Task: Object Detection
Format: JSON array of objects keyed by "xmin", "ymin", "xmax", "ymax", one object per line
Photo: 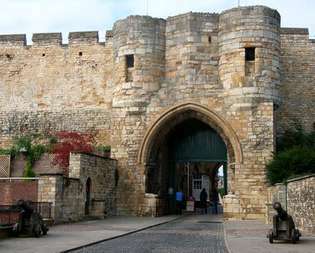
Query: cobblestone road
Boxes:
[{"xmin": 70, "ymin": 215, "xmax": 228, "ymax": 253}]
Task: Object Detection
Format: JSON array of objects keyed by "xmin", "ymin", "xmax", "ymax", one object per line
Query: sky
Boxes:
[{"xmin": 0, "ymin": 0, "xmax": 314, "ymax": 44}]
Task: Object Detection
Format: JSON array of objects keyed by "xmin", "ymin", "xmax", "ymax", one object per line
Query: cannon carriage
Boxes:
[
  {"xmin": 0, "ymin": 200, "xmax": 51, "ymax": 237},
  {"xmin": 267, "ymin": 202, "xmax": 301, "ymax": 244}
]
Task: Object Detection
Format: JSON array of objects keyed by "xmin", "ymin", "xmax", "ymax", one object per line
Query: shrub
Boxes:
[
  {"xmin": 267, "ymin": 124, "xmax": 315, "ymax": 185},
  {"xmin": 52, "ymin": 131, "xmax": 94, "ymax": 173},
  {"xmin": 266, "ymin": 147, "xmax": 315, "ymax": 184}
]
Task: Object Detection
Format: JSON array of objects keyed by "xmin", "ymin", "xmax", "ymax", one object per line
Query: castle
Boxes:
[{"xmin": 0, "ymin": 5, "xmax": 314, "ymax": 220}]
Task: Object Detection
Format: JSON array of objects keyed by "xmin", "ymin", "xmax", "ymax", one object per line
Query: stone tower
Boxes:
[{"xmin": 0, "ymin": 5, "xmax": 314, "ymax": 219}]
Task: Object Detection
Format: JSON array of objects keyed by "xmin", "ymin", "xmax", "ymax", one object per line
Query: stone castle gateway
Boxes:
[{"xmin": 0, "ymin": 6, "xmax": 314, "ymax": 219}]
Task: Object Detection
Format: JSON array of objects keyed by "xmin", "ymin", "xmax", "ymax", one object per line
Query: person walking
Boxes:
[
  {"xmin": 175, "ymin": 190, "xmax": 184, "ymax": 214},
  {"xmin": 200, "ymin": 188, "xmax": 208, "ymax": 214},
  {"xmin": 211, "ymin": 189, "xmax": 219, "ymax": 214}
]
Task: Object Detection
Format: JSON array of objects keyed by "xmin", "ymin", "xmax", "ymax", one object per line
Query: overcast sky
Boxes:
[{"xmin": 0, "ymin": 0, "xmax": 314, "ymax": 43}]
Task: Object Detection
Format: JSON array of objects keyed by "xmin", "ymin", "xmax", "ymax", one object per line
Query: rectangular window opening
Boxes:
[
  {"xmin": 245, "ymin": 47, "xmax": 255, "ymax": 61},
  {"xmin": 126, "ymin": 54, "xmax": 134, "ymax": 68}
]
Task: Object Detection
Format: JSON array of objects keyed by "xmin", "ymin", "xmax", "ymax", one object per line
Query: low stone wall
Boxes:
[
  {"xmin": 223, "ymin": 194, "xmax": 241, "ymax": 220},
  {"xmin": 0, "ymin": 179, "xmax": 38, "ymax": 205},
  {"xmin": 266, "ymin": 175, "xmax": 315, "ymax": 235},
  {"xmin": 287, "ymin": 175, "xmax": 315, "ymax": 235},
  {"xmin": 69, "ymin": 153, "xmax": 117, "ymax": 217},
  {"xmin": 1, "ymin": 152, "xmax": 117, "ymax": 223},
  {"xmin": 38, "ymin": 153, "xmax": 117, "ymax": 223}
]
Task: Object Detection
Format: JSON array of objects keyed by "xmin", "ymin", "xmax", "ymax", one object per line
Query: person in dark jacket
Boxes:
[
  {"xmin": 200, "ymin": 188, "xmax": 208, "ymax": 214},
  {"xmin": 211, "ymin": 189, "xmax": 219, "ymax": 214}
]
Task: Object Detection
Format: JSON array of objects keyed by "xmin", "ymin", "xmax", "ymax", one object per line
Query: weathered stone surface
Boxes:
[
  {"xmin": 37, "ymin": 153, "xmax": 117, "ymax": 223},
  {"xmin": 0, "ymin": 5, "xmax": 314, "ymax": 219},
  {"xmin": 266, "ymin": 175, "xmax": 315, "ymax": 235}
]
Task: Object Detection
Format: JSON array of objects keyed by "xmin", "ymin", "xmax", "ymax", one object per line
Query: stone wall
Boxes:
[
  {"xmin": 37, "ymin": 153, "xmax": 117, "ymax": 223},
  {"xmin": 0, "ymin": 109, "xmax": 111, "ymax": 148},
  {"xmin": 0, "ymin": 5, "xmax": 314, "ymax": 219},
  {"xmin": 69, "ymin": 153, "xmax": 117, "ymax": 217},
  {"xmin": 38, "ymin": 175, "xmax": 62, "ymax": 221},
  {"xmin": 266, "ymin": 175, "xmax": 315, "ymax": 235},
  {"xmin": 276, "ymin": 28, "xmax": 315, "ymax": 134},
  {"xmin": 287, "ymin": 175, "xmax": 315, "ymax": 235},
  {"xmin": 0, "ymin": 33, "xmax": 113, "ymax": 111},
  {"xmin": 11, "ymin": 153, "xmax": 63, "ymax": 176}
]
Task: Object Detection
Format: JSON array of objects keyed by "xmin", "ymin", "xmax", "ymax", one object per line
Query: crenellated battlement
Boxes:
[
  {"xmin": 32, "ymin": 33, "xmax": 62, "ymax": 46},
  {"xmin": 0, "ymin": 30, "xmax": 110, "ymax": 47},
  {"xmin": 68, "ymin": 31, "xmax": 99, "ymax": 44},
  {"xmin": 281, "ymin": 28, "xmax": 309, "ymax": 35},
  {"xmin": 166, "ymin": 12, "xmax": 219, "ymax": 22},
  {"xmin": 0, "ymin": 34, "xmax": 26, "ymax": 46},
  {"xmin": 1, "ymin": 8, "xmax": 313, "ymax": 50}
]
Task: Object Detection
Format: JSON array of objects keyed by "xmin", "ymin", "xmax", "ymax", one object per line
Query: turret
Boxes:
[
  {"xmin": 218, "ymin": 6, "xmax": 281, "ymax": 106},
  {"xmin": 111, "ymin": 16, "xmax": 166, "ymax": 112}
]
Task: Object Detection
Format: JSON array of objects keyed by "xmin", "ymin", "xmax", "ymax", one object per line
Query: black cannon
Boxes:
[
  {"xmin": 15, "ymin": 200, "xmax": 49, "ymax": 237},
  {"xmin": 267, "ymin": 202, "xmax": 301, "ymax": 243},
  {"xmin": 0, "ymin": 200, "xmax": 49, "ymax": 237}
]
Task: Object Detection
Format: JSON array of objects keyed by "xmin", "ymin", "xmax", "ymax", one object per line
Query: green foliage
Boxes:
[
  {"xmin": 267, "ymin": 147, "xmax": 315, "ymax": 184},
  {"xmin": 0, "ymin": 148, "xmax": 11, "ymax": 155},
  {"xmin": 267, "ymin": 124, "xmax": 315, "ymax": 185},
  {"xmin": 2, "ymin": 135, "xmax": 47, "ymax": 178},
  {"xmin": 95, "ymin": 145, "xmax": 111, "ymax": 153},
  {"xmin": 23, "ymin": 160, "xmax": 36, "ymax": 177},
  {"xmin": 217, "ymin": 188, "xmax": 226, "ymax": 198},
  {"xmin": 48, "ymin": 135, "xmax": 58, "ymax": 145}
]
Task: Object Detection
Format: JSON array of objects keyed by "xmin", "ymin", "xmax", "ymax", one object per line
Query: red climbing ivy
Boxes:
[{"xmin": 52, "ymin": 131, "xmax": 94, "ymax": 174}]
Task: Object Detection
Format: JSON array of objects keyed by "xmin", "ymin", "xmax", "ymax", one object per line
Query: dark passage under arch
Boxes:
[{"xmin": 146, "ymin": 118, "xmax": 228, "ymax": 214}]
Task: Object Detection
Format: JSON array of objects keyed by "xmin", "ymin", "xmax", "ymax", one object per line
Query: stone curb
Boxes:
[
  {"xmin": 60, "ymin": 215, "xmax": 184, "ymax": 253},
  {"xmin": 223, "ymin": 223, "xmax": 232, "ymax": 253}
]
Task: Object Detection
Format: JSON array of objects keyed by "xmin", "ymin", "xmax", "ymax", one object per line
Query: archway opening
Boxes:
[{"xmin": 145, "ymin": 117, "xmax": 229, "ymax": 215}]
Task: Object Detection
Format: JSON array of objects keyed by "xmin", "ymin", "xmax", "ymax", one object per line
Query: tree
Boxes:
[{"xmin": 267, "ymin": 124, "xmax": 315, "ymax": 185}]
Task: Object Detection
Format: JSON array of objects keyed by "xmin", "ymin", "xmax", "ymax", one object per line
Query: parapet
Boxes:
[
  {"xmin": 68, "ymin": 31, "xmax": 99, "ymax": 44},
  {"xmin": 0, "ymin": 31, "xmax": 105, "ymax": 47},
  {"xmin": 220, "ymin": 5, "xmax": 280, "ymax": 21},
  {"xmin": 167, "ymin": 12, "xmax": 219, "ymax": 23},
  {"xmin": 0, "ymin": 34, "xmax": 26, "ymax": 46},
  {"xmin": 32, "ymin": 33, "xmax": 62, "ymax": 46},
  {"xmin": 280, "ymin": 28, "xmax": 309, "ymax": 35}
]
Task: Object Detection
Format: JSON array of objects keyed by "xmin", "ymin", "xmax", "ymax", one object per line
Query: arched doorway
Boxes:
[
  {"xmin": 139, "ymin": 103, "xmax": 242, "ymax": 215},
  {"xmin": 85, "ymin": 178, "xmax": 91, "ymax": 215}
]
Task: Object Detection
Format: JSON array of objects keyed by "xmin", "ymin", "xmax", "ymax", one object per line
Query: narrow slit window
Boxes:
[
  {"xmin": 126, "ymin": 54, "xmax": 134, "ymax": 68},
  {"xmin": 245, "ymin": 47, "xmax": 255, "ymax": 61},
  {"xmin": 208, "ymin": 35, "xmax": 212, "ymax": 43}
]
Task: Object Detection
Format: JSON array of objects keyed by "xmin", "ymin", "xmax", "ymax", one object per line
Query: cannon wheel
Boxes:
[
  {"xmin": 41, "ymin": 224, "xmax": 48, "ymax": 235},
  {"xmin": 30, "ymin": 213, "xmax": 43, "ymax": 237},
  {"xmin": 268, "ymin": 231, "xmax": 274, "ymax": 244},
  {"xmin": 33, "ymin": 223, "xmax": 42, "ymax": 237},
  {"xmin": 291, "ymin": 229, "xmax": 300, "ymax": 244},
  {"xmin": 291, "ymin": 230, "xmax": 298, "ymax": 244}
]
